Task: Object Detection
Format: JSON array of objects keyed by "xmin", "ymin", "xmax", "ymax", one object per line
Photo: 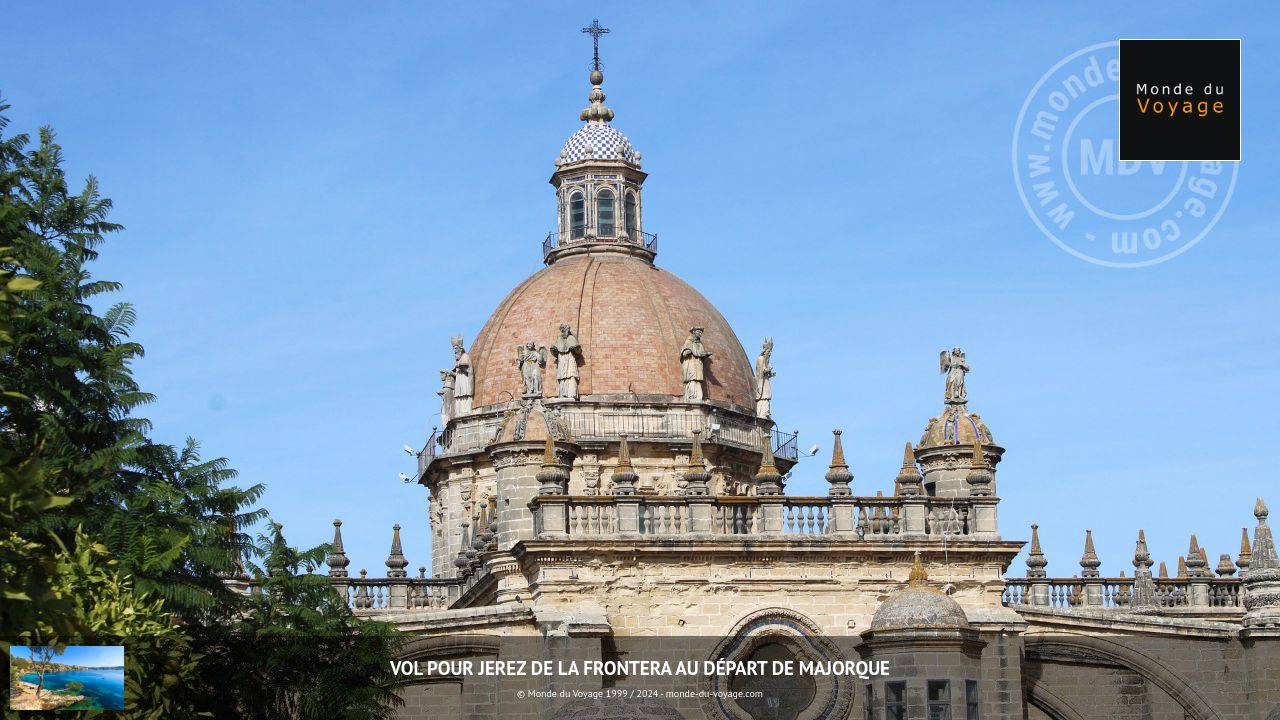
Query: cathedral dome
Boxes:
[
  {"xmin": 560, "ymin": 122, "xmax": 638, "ymax": 164},
  {"xmin": 870, "ymin": 556, "xmax": 971, "ymax": 630},
  {"xmin": 468, "ymin": 252, "xmax": 755, "ymax": 410},
  {"xmin": 870, "ymin": 587, "xmax": 971, "ymax": 630},
  {"xmin": 918, "ymin": 405, "xmax": 995, "ymax": 450}
]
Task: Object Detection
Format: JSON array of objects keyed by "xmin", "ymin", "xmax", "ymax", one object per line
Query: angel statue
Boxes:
[
  {"xmin": 940, "ymin": 347, "xmax": 969, "ymax": 405},
  {"xmin": 451, "ymin": 336, "xmax": 473, "ymax": 415},
  {"xmin": 754, "ymin": 337, "xmax": 775, "ymax": 419},
  {"xmin": 550, "ymin": 323, "xmax": 582, "ymax": 399},
  {"xmin": 516, "ymin": 341, "xmax": 548, "ymax": 397}
]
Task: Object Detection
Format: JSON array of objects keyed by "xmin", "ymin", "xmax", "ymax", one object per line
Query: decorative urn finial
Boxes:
[{"xmin": 824, "ymin": 429, "xmax": 853, "ymax": 496}]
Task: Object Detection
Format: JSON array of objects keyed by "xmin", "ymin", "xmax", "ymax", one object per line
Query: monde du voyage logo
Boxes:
[{"xmin": 1013, "ymin": 40, "xmax": 1240, "ymax": 268}]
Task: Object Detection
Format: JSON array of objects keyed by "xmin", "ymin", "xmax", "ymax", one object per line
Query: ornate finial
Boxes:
[
  {"xmin": 1216, "ymin": 554, "xmax": 1237, "ymax": 577},
  {"xmin": 966, "ymin": 440, "xmax": 993, "ymax": 497},
  {"xmin": 940, "ymin": 347, "xmax": 970, "ymax": 406},
  {"xmin": 682, "ymin": 430, "xmax": 711, "ymax": 496},
  {"xmin": 385, "ymin": 523, "xmax": 408, "ymax": 578},
  {"xmin": 536, "ymin": 437, "xmax": 568, "ymax": 495},
  {"xmin": 1026, "ymin": 524, "xmax": 1048, "ymax": 578},
  {"xmin": 824, "ymin": 429, "xmax": 853, "ymax": 497},
  {"xmin": 907, "ymin": 550, "xmax": 929, "ymax": 587},
  {"xmin": 579, "ymin": 20, "xmax": 615, "ymax": 122},
  {"xmin": 611, "ymin": 434, "xmax": 638, "ymax": 496},
  {"xmin": 1130, "ymin": 529, "xmax": 1157, "ymax": 609},
  {"xmin": 327, "ymin": 519, "xmax": 350, "ymax": 578},
  {"xmin": 1133, "ymin": 529, "xmax": 1151, "ymax": 567},
  {"xmin": 1185, "ymin": 535, "xmax": 1207, "ymax": 577},
  {"xmin": 1158, "ymin": 560, "xmax": 1169, "ymax": 579},
  {"xmin": 754, "ymin": 431, "xmax": 783, "ymax": 495},
  {"xmin": 1251, "ymin": 496, "xmax": 1277, "ymax": 570},
  {"xmin": 895, "ymin": 441, "xmax": 924, "ymax": 497},
  {"xmin": 1176, "ymin": 556, "xmax": 1187, "ymax": 578},
  {"xmin": 1238, "ymin": 528, "xmax": 1252, "ymax": 571},
  {"xmin": 1079, "ymin": 529, "xmax": 1101, "ymax": 578}
]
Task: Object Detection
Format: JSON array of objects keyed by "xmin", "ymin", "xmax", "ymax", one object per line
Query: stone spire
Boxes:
[
  {"xmin": 908, "ymin": 550, "xmax": 930, "ymax": 588},
  {"xmin": 385, "ymin": 524, "xmax": 408, "ymax": 578},
  {"xmin": 1244, "ymin": 496, "xmax": 1280, "ymax": 627},
  {"xmin": 824, "ymin": 430, "xmax": 853, "ymax": 496},
  {"xmin": 536, "ymin": 436, "xmax": 569, "ymax": 495},
  {"xmin": 1238, "ymin": 527, "xmax": 1253, "ymax": 572},
  {"xmin": 326, "ymin": 519, "xmax": 350, "ymax": 578},
  {"xmin": 682, "ymin": 430, "xmax": 711, "ymax": 496},
  {"xmin": 754, "ymin": 432, "xmax": 784, "ymax": 496},
  {"xmin": 611, "ymin": 434, "xmax": 639, "ymax": 496},
  {"xmin": 966, "ymin": 440, "xmax": 993, "ymax": 497},
  {"xmin": 453, "ymin": 522, "xmax": 471, "ymax": 573},
  {"xmin": 894, "ymin": 441, "xmax": 924, "ymax": 497},
  {"xmin": 1158, "ymin": 561, "xmax": 1169, "ymax": 579},
  {"xmin": 1131, "ymin": 529, "xmax": 1157, "ymax": 610},
  {"xmin": 1251, "ymin": 497, "xmax": 1277, "ymax": 571},
  {"xmin": 1025, "ymin": 524, "xmax": 1048, "ymax": 579},
  {"xmin": 1079, "ymin": 529, "xmax": 1101, "ymax": 578},
  {"xmin": 1185, "ymin": 535, "xmax": 1207, "ymax": 577}
]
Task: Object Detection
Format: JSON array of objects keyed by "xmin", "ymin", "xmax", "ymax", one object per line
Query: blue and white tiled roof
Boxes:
[{"xmin": 561, "ymin": 122, "xmax": 638, "ymax": 164}]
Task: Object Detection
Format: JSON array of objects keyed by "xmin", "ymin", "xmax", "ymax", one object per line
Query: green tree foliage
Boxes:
[
  {"xmin": 1, "ymin": 95, "xmax": 405, "ymax": 718},
  {"xmin": 199, "ymin": 523, "xmax": 404, "ymax": 720}
]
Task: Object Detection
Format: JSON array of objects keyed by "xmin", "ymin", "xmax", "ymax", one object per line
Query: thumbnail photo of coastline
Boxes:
[{"xmin": 8, "ymin": 645, "xmax": 126, "ymax": 711}]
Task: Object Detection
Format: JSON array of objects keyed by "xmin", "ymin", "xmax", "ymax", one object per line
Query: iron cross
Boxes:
[{"xmin": 581, "ymin": 19, "xmax": 610, "ymax": 70}]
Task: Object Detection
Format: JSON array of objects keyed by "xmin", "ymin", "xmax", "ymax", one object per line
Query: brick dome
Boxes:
[{"xmin": 469, "ymin": 252, "xmax": 755, "ymax": 410}]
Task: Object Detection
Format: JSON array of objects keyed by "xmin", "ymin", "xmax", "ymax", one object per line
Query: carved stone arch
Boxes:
[
  {"xmin": 399, "ymin": 633, "xmax": 500, "ymax": 662},
  {"xmin": 1023, "ymin": 634, "xmax": 1222, "ymax": 720},
  {"xmin": 701, "ymin": 608, "xmax": 853, "ymax": 720},
  {"xmin": 1024, "ymin": 680, "xmax": 1088, "ymax": 720}
]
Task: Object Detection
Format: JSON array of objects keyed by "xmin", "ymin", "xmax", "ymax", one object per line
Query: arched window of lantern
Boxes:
[
  {"xmin": 625, "ymin": 191, "xmax": 639, "ymax": 236},
  {"xmin": 569, "ymin": 192, "xmax": 586, "ymax": 239},
  {"xmin": 597, "ymin": 189, "xmax": 616, "ymax": 237}
]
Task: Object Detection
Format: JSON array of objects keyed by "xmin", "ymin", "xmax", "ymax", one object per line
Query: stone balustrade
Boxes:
[
  {"xmin": 530, "ymin": 494, "xmax": 997, "ymax": 539},
  {"xmin": 330, "ymin": 571, "xmax": 460, "ymax": 615},
  {"xmin": 1002, "ymin": 577, "xmax": 1243, "ymax": 610}
]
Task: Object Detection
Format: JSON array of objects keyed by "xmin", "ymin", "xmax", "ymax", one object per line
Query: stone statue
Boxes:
[
  {"xmin": 940, "ymin": 347, "xmax": 969, "ymax": 405},
  {"xmin": 754, "ymin": 337, "xmax": 775, "ymax": 418},
  {"xmin": 451, "ymin": 336, "xmax": 473, "ymax": 415},
  {"xmin": 550, "ymin": 323, "xmax": 582, "ymax": 399},
  {"xmin": 680, "ymin": 327, "xmax": 712, "ymax": 401},
  {"xmin": 516, "ymin": 341, "xmax": 548, "ymax": 397},
  {"xmin": 437, "ymin": 369, "xmax": 455, "ymax": 427}
]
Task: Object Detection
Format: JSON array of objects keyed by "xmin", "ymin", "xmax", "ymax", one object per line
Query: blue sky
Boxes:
[
  {"xmin": 4, "ymin": 3, "xmax": 1278, "ymax": 581},
  {"xmin": 11, "ymin": 646, "xmax": 124, "ymax": 668}
]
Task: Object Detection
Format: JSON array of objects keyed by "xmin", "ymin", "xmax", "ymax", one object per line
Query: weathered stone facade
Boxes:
[{"xmin": 316, "ymin": 47, "xmax": 1280, "ymax": 720}]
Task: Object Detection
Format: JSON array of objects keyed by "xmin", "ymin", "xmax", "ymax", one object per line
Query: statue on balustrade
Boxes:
[
  {"xmin": 940, "ymin": 347, "xmax": 969, "ymax": 405},
  {"xmin": 450, "ymin": 336, "xmax": 474, "ymax": 415},
  {"xmin": 550, "ymin": 323, "xmax": 582, "ymax": 399},
  {"xmin": 516, "ymin": 341, "xmax": 548, "ymax": 397},
  {"xmin": 681, "ymin": 326, "xmax": 712, "ymax": 401},
  {"xmin": 754, "ymin": 337, "xmax": 775, "ymax": 418},
  {"xmin": 437, "ymin": 369, "xmax": 455, "ymax": 428}
]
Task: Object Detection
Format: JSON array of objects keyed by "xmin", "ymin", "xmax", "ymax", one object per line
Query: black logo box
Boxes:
[{"xmin": 1119, "ymin": 39, "xmax": 1240, "ymax": 161}]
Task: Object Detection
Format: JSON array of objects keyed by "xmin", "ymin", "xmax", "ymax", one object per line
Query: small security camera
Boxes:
[
  {"xmin": 402, "ymin": 444, "xmax": 416, "ymax": 456},
  {"xmin": 808, "ymin": 444, "xmax": 820, "ymax": 456},
  {"xmin": 399, "ymin": 472, "xmax": 412, "ymax": 483}
]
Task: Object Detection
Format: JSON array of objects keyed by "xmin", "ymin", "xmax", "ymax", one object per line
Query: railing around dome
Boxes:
[
  {"xmin": 543, "ymin": 227, "xmax": 658, "ymax": 261},
  {"xmin": 531, "ymin": 494, "xmax": 997, "ymax": 540}
]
